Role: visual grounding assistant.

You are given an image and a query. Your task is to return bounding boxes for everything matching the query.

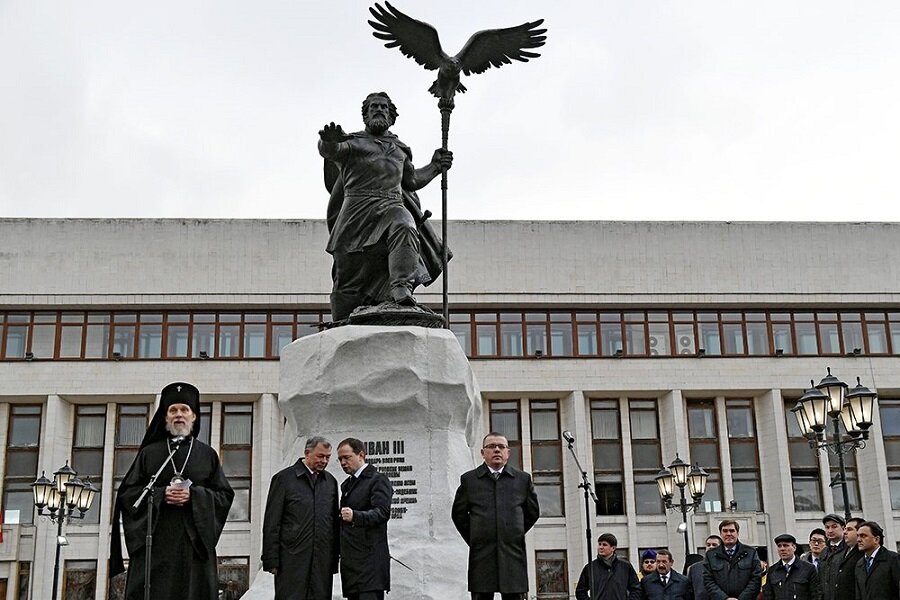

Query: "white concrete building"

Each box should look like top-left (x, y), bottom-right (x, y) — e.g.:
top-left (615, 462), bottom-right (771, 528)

top-left (1, 218), bottom-right (899, 599)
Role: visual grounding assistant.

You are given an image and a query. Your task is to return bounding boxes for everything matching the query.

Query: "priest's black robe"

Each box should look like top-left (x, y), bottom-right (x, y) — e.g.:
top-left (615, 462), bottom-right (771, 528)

top-left (115, 438), bottom-right (234, 600)
top-left (262, 460), bottom-right (340, 600)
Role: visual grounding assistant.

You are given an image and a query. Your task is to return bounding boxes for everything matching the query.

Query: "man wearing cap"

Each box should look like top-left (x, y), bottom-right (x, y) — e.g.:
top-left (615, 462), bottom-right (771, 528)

top-left (110, 382), bottom-right (235, 600)
top-left (762, 534), bottom-right (820, 600)
top-left (854, 520), bottom-right (900, 599)
top-left (640, 549), bottom-right (691, 600)
top-left (819, 514), bottom-right (861, 600)
top-left (639, 549), bottom-right (658, 581)
top-left (702, 519), bottom-right (763, 600)
top-left (263, 435), bottom-right (341, 600)
top-left (820, 514), bottom-right (845, 560)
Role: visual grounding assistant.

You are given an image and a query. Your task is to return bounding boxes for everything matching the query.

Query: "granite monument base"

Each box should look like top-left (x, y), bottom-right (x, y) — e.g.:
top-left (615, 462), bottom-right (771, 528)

top-left (243, 325), bottom-right (482, 600)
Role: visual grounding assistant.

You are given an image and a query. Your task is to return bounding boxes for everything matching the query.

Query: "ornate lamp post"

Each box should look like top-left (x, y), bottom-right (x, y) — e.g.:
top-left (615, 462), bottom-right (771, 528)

top-left (791, 367), bottom-right (877, 520)
top-left (31, 462), bottom-right (100, 600)
top-left (656, 455), bottom-right (709, 557)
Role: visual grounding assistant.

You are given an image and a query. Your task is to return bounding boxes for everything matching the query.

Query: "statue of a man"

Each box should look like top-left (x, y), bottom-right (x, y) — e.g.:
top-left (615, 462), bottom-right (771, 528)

top-left (319, 92), bottom-right (453, 321)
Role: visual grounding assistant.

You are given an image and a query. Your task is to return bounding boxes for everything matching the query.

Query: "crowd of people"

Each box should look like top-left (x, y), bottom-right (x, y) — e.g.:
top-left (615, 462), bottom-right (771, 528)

top-left (111, 382), bottom-right (900, 600)
top-left (575, 514), bottom-right (900, 600)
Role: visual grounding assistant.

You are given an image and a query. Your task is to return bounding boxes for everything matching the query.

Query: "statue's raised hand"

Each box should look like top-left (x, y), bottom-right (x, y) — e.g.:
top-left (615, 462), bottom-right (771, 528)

top-left (319, 122), bottom-right (350, 143)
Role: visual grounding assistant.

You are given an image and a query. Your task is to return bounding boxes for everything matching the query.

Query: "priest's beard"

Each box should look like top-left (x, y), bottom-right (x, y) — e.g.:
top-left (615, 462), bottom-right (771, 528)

top-left (166, 421), bottom-right (193, 438)
top-left (365, 115), bottom-right (391, 135)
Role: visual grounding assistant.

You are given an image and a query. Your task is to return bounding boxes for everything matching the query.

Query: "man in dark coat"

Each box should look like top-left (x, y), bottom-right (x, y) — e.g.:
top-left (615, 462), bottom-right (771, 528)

top-left (110, 382), bottom-right (235, 600)
top-left (687, 535), bottom-right (721, 600)
top-left (336, 437), bottom-right (393, 600)
top-left (702, 519), bottom-right (763, 600)
top-left (641, 549), bottom-right (691, 600)
top-left (762, 534), bottom-right (820, 600)
top-left (575, 532), bottom-right (641, 600)
top-left (820, 516), bottom-right (863, 600)
top-left (854, 521), bottom-right (900, 600)
top-left (452, 432), bottom-right (541, 600)
top-left (263, 436), bottom-right (341, 600)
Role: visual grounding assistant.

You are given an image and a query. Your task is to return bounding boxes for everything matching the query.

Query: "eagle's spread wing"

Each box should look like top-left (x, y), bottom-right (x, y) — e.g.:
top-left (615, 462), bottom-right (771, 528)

top-left (456, 20), bottom-right (547, 76)
top-left (368, 1), bottom-right (448, 71)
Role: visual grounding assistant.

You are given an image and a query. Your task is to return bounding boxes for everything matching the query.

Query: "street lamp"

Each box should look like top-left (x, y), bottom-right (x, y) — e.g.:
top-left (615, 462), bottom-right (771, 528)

top-left (656, 455), bottom-right (708, 557)
top-left (792, 368), bottom-right (877, 520)
top-left (31, 462), bottom-right (100, 600)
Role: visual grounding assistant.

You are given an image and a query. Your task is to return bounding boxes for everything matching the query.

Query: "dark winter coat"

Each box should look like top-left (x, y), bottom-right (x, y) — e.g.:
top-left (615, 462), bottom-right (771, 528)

top-left (339, 464), bottom-right (393, 595)
top-left (575, 556), bottom-right (641, 600)
top-left (854, 547), bottom-right (900, 600)
top-left (262, 461), bottom-right (340, 600)
top-left (762, 559), bottom-right (821, 600)
top-left (702, 542), bottom-right (763, 600)
top-left (687, 562), bottom-right (709, 600)
top-left (819, 541), bottom-right (861, 600)
top-left (641, 570), bottom-right (692, 600)
top-left (451, 463), bottom-right (540, 593)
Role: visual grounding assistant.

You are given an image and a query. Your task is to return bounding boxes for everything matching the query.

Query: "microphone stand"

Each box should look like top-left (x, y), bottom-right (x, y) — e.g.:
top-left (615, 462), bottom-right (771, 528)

top-left (132, 441), bottom-right (181, 600)
top-left (564, 435), bottom-right (598, 598)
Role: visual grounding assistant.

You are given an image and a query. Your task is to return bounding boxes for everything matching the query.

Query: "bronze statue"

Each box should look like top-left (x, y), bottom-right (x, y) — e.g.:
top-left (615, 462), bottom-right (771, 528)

top-left (320, 92), bottom-right (452, 322)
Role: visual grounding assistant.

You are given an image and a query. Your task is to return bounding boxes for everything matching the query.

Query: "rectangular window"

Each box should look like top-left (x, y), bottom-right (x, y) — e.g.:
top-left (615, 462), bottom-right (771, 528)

top-left (489, 400), bottom-right (523, 469)
top-left (687, 400), bottom-right (721, 512)
top-left (549, 313), bottom-right (574, 356)
top-left (30, 312), bottom-right (57, 359)
top-left (71, 405), bottom-right (106, 524)
top-left (576, 313), bottom-right (598, 356)
top-left (864, 312), bottom-right (889, 354)
top-left (591, 399), bottom-right (624, 515)
top-left (600, 313), bottom-right (623, 356)
top-left (62, 560), bottom-right (96, 600)
top-left (111, 313), bottom-right (137, 359)
top-left (217, 557), bottom-right (250, 599)
top-left (697, 313), bottom-right (721, 355)
top-left (530, 400), bottom-right (563, 517)
top-left (880, 399), bottom-right (900, 509)
top-left (647, 313), bottom-right (671, 357)
top-left (726, 399), bottom-right (762, 512)
top-left (17, 561), bottom-right (30, 600)
top-left (535, 550), bottom-right (569, 599)
top-left (784, 400), bottom-right (823, 512)
top-left (222, 404), bottom-right (253, 521)
top-left (2, 313), bottom-right (30, 359)
top-left (114, 405), bottom-right (148, 500)
top-left (449, 313), bottom-right (472, 356)
top-left (3, 405), bottom-right (42, 524)
top-left (475, 313), bottom-right (498, 357)
top-left (630, 400), bottom-right (662, 514)
top-left (84, 313), bottom-right (111, 358)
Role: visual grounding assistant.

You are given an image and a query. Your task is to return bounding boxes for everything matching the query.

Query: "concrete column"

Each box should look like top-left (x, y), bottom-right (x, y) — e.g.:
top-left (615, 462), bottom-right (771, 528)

top-left (755, 389), bottom-right (793, 538)
top-left (93, 403), bottom-right (119, 600)
top-left (619, 396), bottom-right (639, 563)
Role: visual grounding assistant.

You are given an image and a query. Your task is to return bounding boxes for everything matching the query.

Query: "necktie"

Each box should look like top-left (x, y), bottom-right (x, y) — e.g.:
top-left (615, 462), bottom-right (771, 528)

top-left (492, 471), bottom-right (500, 481)
top-left (866, 556), bottom-right (874, 573)
top-left (726, 548), bottom-right (735, 558)
top-left (662, 575), bottom-right (668, 586)
top-left (784, 564), bottom-right (791, 575)
top-left (813, 558), bottom-right (818, 569)
top-left (311, 471), bottom-right (319, 483)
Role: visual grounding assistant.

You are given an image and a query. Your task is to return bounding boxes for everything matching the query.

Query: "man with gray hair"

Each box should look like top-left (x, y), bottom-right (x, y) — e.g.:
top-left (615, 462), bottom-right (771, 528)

top-left (263, 436), bottom-right (341, 600)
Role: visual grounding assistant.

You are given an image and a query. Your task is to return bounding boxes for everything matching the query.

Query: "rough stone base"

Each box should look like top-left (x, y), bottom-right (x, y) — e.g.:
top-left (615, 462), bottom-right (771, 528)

top-left (243, 325), bottom-right (481, 600)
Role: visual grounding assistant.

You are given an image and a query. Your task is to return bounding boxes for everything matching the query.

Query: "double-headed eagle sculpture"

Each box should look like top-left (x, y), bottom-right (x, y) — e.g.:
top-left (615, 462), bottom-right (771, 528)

top-left (368, 2), bottom-right (547, 106)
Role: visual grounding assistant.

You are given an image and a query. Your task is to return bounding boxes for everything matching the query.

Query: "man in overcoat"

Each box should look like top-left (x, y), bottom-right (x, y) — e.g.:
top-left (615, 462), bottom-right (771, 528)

top-left (762, 534), bottom-right (820, 600)
top-left (336, 437), bottom-right (393, 600)
top-left (819, 516), bottom-right (863, 600)
top-left (641, 549), bottom-right (691, 600)
top-left (702, 519), bottom-right (763, 600)
top-left (262, 436), bottom-right (341, 600)
top-left (854, 521), bottom-right (900, 600)
top-left (452, 432), bottom-right (541, 600)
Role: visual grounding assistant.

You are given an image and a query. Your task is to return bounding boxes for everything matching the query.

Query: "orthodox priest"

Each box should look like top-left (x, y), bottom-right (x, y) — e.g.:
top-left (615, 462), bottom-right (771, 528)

top-left (110, 382), bottom-right (234, 600)
top-left (319, 91), bottom-right (453, 321)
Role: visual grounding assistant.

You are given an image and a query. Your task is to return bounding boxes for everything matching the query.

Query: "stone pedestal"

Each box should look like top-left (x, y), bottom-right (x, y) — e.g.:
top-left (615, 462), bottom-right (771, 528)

top-left (243, 325), bottom-right (481, 600)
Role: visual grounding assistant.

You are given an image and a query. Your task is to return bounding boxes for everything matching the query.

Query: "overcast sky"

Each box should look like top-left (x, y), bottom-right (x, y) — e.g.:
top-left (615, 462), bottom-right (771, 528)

top-left (2, 1), bottom-right (899, 221)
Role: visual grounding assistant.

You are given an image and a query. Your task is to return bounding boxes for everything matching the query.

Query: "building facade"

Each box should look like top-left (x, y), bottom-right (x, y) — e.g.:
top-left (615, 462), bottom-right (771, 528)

top-left (1, 218), bottom-right (899, 599)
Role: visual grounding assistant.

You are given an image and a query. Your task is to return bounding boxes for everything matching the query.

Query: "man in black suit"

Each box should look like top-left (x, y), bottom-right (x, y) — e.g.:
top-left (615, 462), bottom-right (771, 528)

top-left (702, 519), bottom-right (763, 600)
top-left (336, 438), bottom-right (393, 600)
top-left (854, 521), bottom-right (900, 600)
top-left (641, 549), bottom-right (691, 600)
top-left (452, 432), bottom-right (541, 600)
top-left (762, 534), bottom-right (820, 600)
top-left (820, 515), bottom-right (863, 600)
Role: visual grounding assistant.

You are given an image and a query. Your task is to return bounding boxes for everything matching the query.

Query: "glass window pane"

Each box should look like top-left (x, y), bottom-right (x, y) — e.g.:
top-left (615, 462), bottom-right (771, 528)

top-left (733, 477), bottom-right (761, 512)
top-left (746, 323), bottom-right (769, 355)
top-left (689, 443), bottom-right (719, 469)
top-left (792, 476), bottom-right (823, 512)
top-left (631, 444), bottom-right (661, 470)
top-left (112, 325), bottom-right (135, 358)
top-left (9, 415), bottom-right (41, 446)
top-left (772, 323), bottom-right (794, 354)
top-left (674, 324), bottom-right (696, 355)
top-left (842, 322), bottom-right (864, 353)
top-left (726, 407), bottom-right (755, 437)
top-left (796, 323), bottom-right (817, 355)
top-left (549, 323), bottom-right (573, 356)
top-left (219, 325), bottom-right (240, 357)
top-left (688, 407), bottom-right (715, 438)
top-left (500, 323), bottom-right (523, 357)
top-left (698, 322), bottom-right (721, 355)
top-left (625, 324), bottom-right (646, 355)
top-left (595, 481), bottom-right (624, 516)
top-left (192, 324), bottom-right (215, 357)
top-left (4, 326), bottom-right (28, 358)
top-left (592, 444), bottom-right (622, 470)
top-left (591, 409), bottom-right (619, 439)
top-left (222, 449), bottom-right (251, 477)
top-left (59, 326), bottom-right (84, 358)
top-left (532, 445), bottom-right (561, 471)
top-left (630, 410), bottom-right (658, 439)
top-left (117, 415), bottom-right (146, 446)
top-left (634, 481), bottom-right (663, 515)
top-left (244, 324), bottom-right (266, 357)
top-left (476, 325), bottom-right (497, 356)
top-left (138, 324), bottom-right (162, 358)
top-left (223, 414), bottom-right (252, 445)
top-left (75, 414), bottom-right (106, 447)
top-left (536, 551), bottom-right (568, 596)
top-left (648, 323), bottom-right (670, 356)
top-left (490, 411), bottom-right (520, 441)
top-left (531, 411), bottom-right (559, 440)
top-left (722, 323), bottom-right (744, 355)
top-left (577, 324), bottom-right (597, 355)
top-left (271, 324), bottom-right (294, 357)
top-left (227, 484), bottom-right (250, 521)
top-left (867, 323), bottom-right (888, 353)
top-left (729, 443), bottom-right (758, 469)
top-left (31, 324), bottom-right (56, 358)
top-left (526, 326), bottom-right (547, 356)
top-left (2, 490), bottom-right (35, 524)
top-left (818, 323), bottom-right (840, 354)
top-left (166, 325), bottom-right (189, 358)
top-left (4, 451), bottom-right (39, 477)
top-left (600, 323), bottom-right (622, 356)
top-left (534, 475), bottom-right (562, 516)
top-left (880, 406), bottom-right (900, 437)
